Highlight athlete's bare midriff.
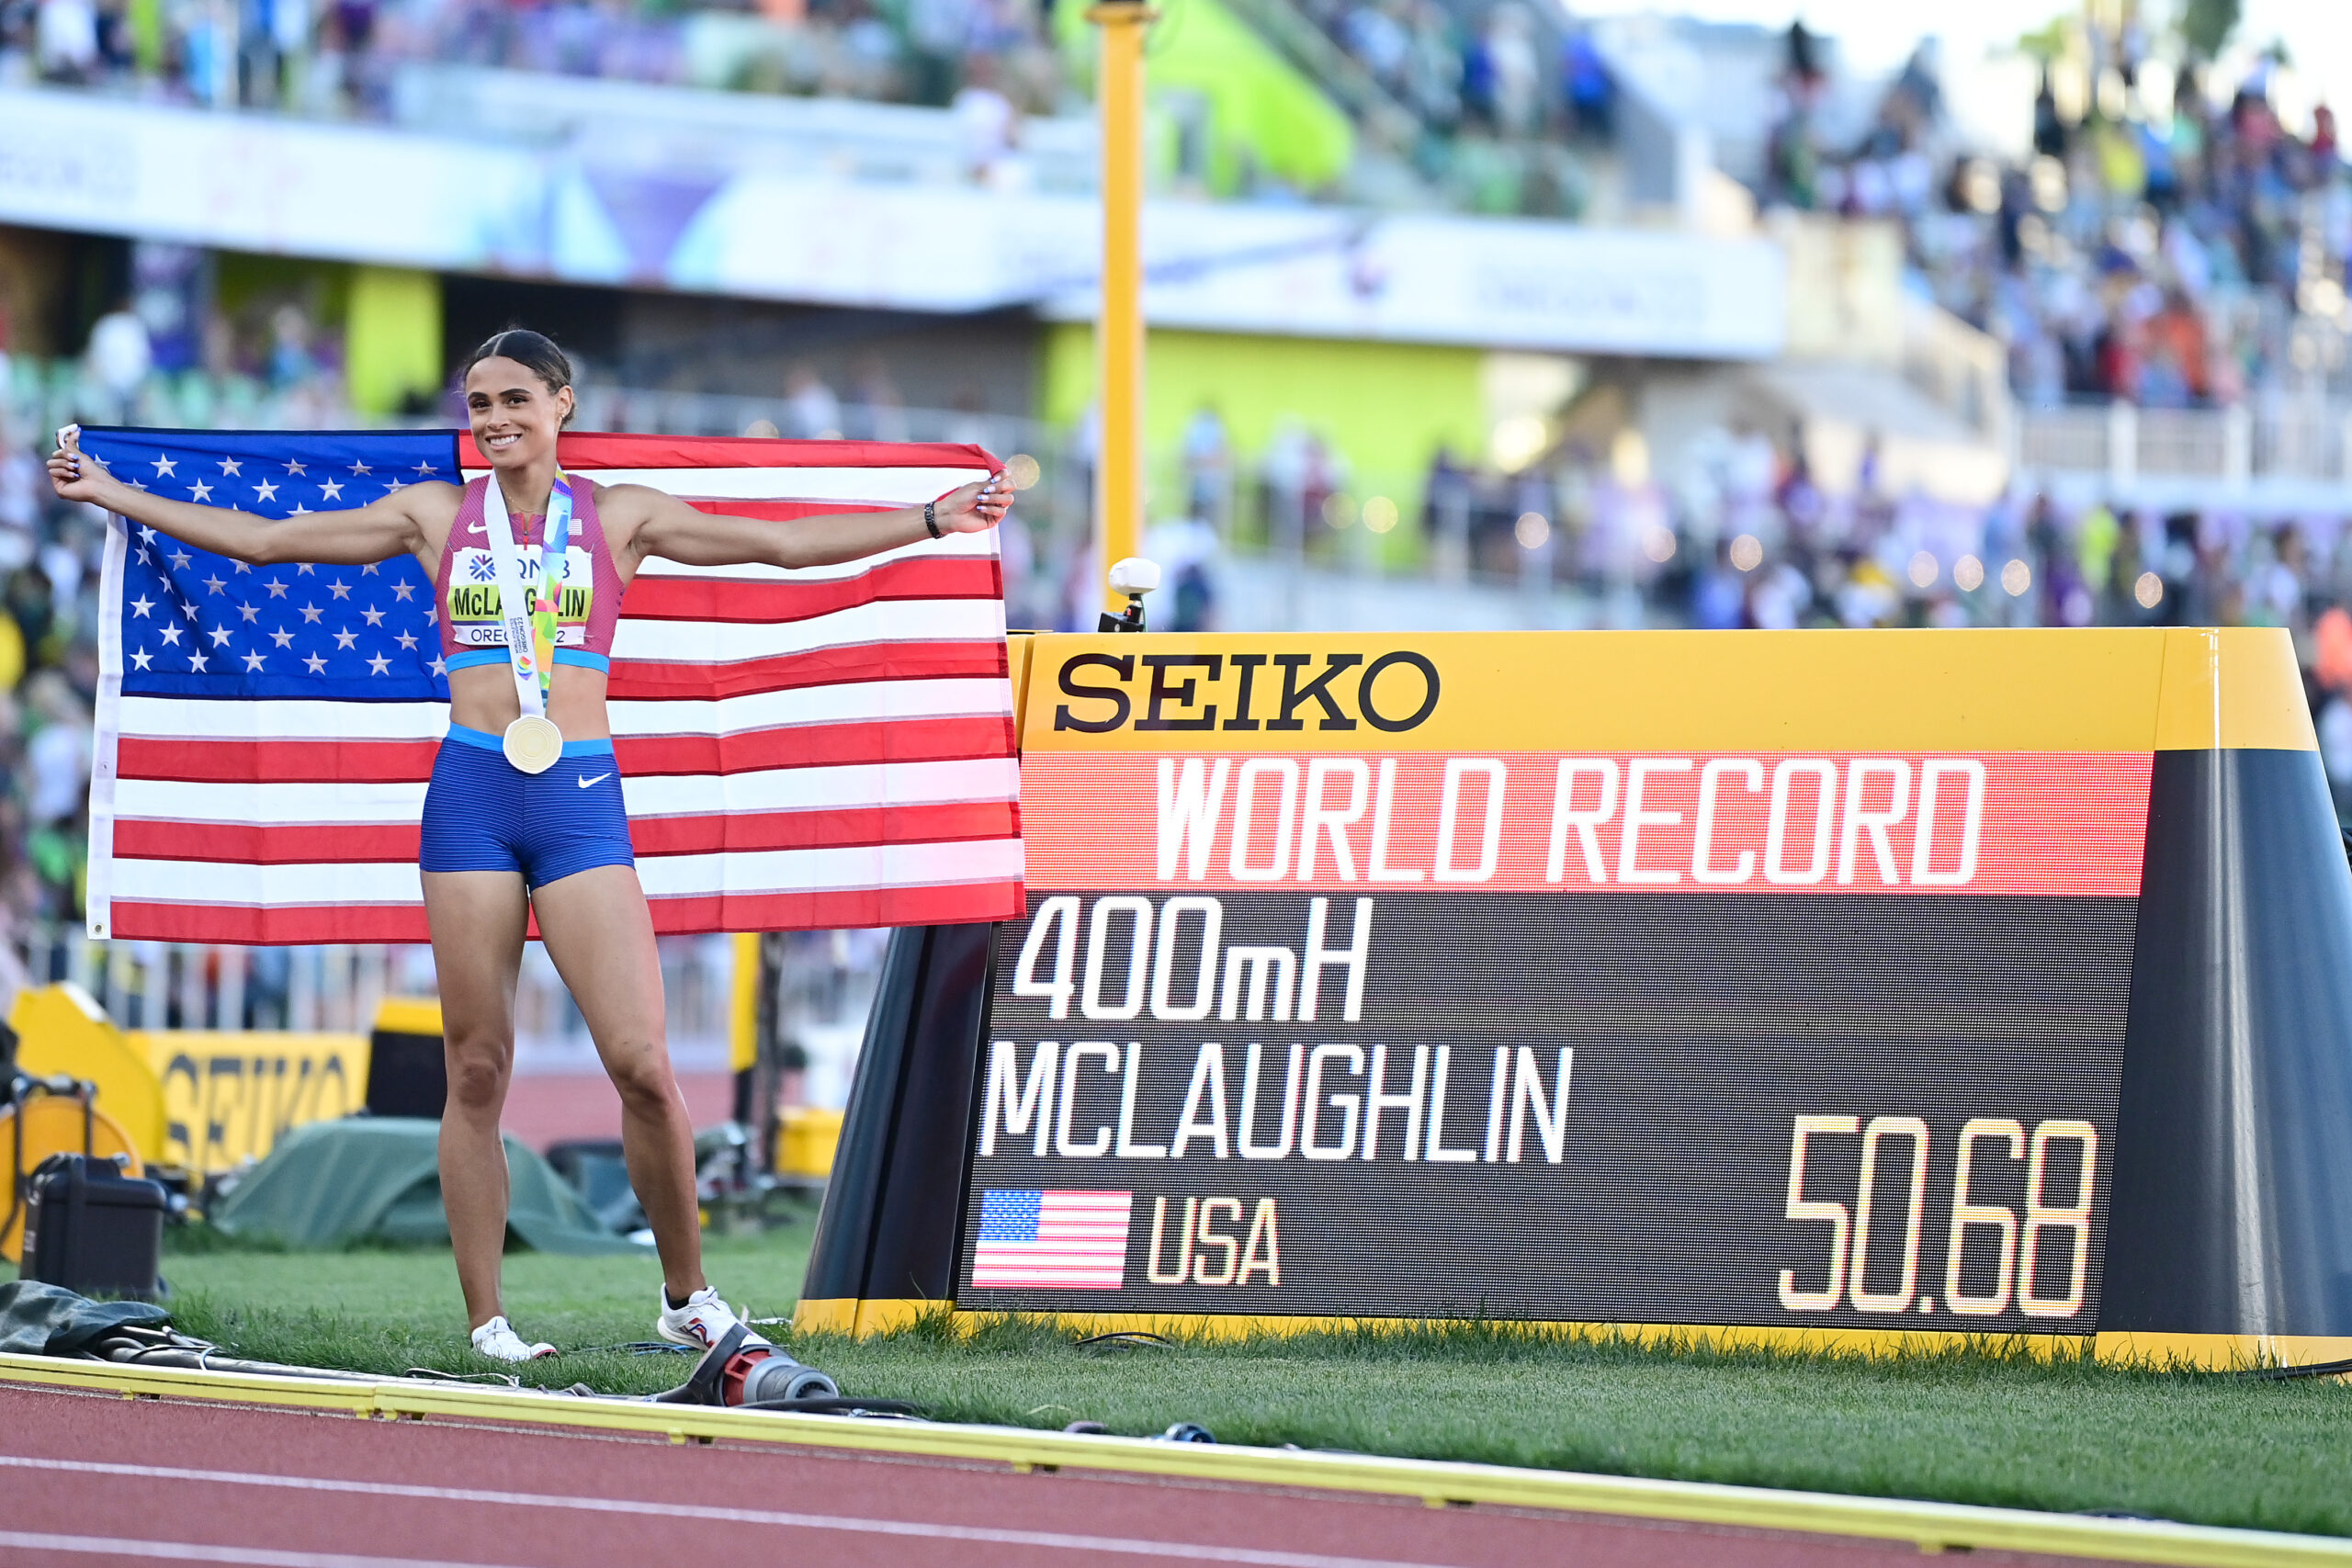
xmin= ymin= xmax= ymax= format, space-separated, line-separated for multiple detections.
xmin=445 ymin=660 xmax=616 ymax=740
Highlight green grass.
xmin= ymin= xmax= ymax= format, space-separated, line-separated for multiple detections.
xmin=150 ymin=1222 xmax=821 ymax=1398
xmin=14 ymin=1225 xmax=2352 ymax=1540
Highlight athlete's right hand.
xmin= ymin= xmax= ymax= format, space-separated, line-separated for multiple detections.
xmin=48 ymin=426 xmax=113 ymax=505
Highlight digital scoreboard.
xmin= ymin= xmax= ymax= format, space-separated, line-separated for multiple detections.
xmin=967 ymin=891 xmax=2125 ymax=1328
xmin=803 ymin=628 xmax=2352 ymax=1364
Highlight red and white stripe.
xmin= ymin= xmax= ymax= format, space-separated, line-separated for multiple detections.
xmin=969 ymin=1191 xmax=1135 ymax=1291
xmin=88 ymin=434 xmax=1025 ymax=942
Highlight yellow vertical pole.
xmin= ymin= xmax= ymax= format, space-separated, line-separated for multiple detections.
xmin=1089 ymin=0 xmax=1153 ymax=611
xmin=729 ymin=931 xmax=761 ymax=1077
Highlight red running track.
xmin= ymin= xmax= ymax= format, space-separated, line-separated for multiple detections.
xmin=0 ymin=1382 xmax=2154 ymax=1568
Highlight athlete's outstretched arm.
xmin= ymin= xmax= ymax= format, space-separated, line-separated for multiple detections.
xmin=616 ymin=474 xmax=1010 ymax=572
xmin=47 ymin=428 xmax=432 ymax=567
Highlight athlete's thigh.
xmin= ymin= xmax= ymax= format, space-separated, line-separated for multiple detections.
xmin=423 ymin=869 xmax=531 ymax=1055
xmin=528 ymin=863 xmax=667 ymax=1057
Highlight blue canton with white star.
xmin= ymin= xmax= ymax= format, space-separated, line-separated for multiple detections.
xmin=80 ymin=428 xmax=462 ymax=702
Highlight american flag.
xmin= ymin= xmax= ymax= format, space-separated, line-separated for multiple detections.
xmin=81 ymin=427 xmax=1025 ymax=944
xmin=969 ymin=1190 xmax=1134 ymax=1290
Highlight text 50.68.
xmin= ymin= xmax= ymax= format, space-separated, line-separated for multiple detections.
xmin=1777 ymin=1115 xmax=2098 ymax=1319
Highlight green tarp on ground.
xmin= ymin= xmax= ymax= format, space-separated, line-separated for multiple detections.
xmin=211 ymin=1117 xmax=639 ymax=1255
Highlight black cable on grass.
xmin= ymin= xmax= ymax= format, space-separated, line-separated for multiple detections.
xmin=1077 ymin=1331 xmax=1177 ymax=1351
xmin=2240 ymin=1358 xmax=2352 ymax=1381
xmin=569 ymin=1341 xmax=701 ymax=1357
xmin=113 ymin=1343 xmax=216 ymax=1369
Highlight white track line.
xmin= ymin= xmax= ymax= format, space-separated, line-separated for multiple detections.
xmin=0 ymin=1532 xmax=509 ymax=1568
xmin=0 ymin=1457 xmax=1466 ymax=1568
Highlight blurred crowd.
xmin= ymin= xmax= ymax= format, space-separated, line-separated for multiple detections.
xmin=0 ymin=0 xmax=1611 ymax=209
xmin=0 ymin=0 xmax=1074 ymax=120
xmin=1766 ymin=25 xmax=2350 ymax=410
xmin=1287 ymin=0 xmax=1608 ymax=214
xmin=1172 ymin=396 xmax=2349 ymax=642
xmin=1309 ymin=0 xmax=1616 ymax=145
xmin=14 ymin=0 xmax=2345 ymax=350
xmin=1415 ymin=433 xmax=2346 ymax=641
xmin=0 ymin=402 xmax=98 ymax=939
xmin=6 ymin=0 xmax=2351 ymax=265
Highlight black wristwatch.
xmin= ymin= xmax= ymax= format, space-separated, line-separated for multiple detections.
xmin=923 ymin=500 xmax=941 ymax=538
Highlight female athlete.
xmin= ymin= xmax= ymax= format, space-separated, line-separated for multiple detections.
xmin=49 ymin=330 xmax=1010 ymax=1360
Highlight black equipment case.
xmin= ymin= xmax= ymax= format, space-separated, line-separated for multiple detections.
xmin=22 ymin=1153 xmax=166 ymax=1297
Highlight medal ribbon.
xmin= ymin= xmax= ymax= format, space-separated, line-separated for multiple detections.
xmin=477 ymin=475 xmax=576 ymax=717
xmin=528 ymin=478 xmax=575 ymax=698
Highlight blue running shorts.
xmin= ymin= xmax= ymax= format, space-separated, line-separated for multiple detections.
xmin=419 ymin=725 xmax=636 ymax=889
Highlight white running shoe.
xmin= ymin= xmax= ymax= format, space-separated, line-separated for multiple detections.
xmin=470 ymin=1316 xmax=558 ymax=1362
xmin=657 ymin=1285 xmax=763 ymax=1351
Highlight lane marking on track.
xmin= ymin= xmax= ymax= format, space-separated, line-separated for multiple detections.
xmin=0 ymin=1456 xmax=1467 ymax=1568
xmin=0 ymin=1530 xmax=514 ymax=1568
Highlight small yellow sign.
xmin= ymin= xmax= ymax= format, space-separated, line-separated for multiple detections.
xmin=133 ymin=1032 xmax=371 ymax=1174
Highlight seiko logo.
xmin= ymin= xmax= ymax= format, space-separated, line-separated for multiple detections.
xmin=1053 ymin=651 xmax=1441 ymax=735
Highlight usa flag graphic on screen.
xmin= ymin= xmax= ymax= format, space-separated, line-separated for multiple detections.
xmin=970 ymin=1190 xmax=1133 ymax=1290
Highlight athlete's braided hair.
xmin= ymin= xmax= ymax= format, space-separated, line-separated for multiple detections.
xmin=458 ymin=329 xmax=576 ymax=426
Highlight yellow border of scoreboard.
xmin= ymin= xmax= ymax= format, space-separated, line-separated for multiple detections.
xmin=3 ymin=1352 xmax=2346 ymax=1568
xmin=1018 ymin=626 xmax=2314 ymax=754
xmin=791 ymin=1299 xmax=2352 ymax=1371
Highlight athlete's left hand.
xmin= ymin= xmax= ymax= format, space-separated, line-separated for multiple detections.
xmin=931 ymin=474 xmax=1012 ymax=535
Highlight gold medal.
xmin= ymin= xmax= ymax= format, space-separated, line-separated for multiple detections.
xmin=503 ymin=714 xmax=564 ymax=774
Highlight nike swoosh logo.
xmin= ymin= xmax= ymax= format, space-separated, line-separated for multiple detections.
xmin=465 ymin=523 xmax=487 ymax=536
xmin=576 ymin=773 xmax=612 ymax=788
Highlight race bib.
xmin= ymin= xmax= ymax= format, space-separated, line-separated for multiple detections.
xmin=447 ymin=546 xmax=594 ymax=648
